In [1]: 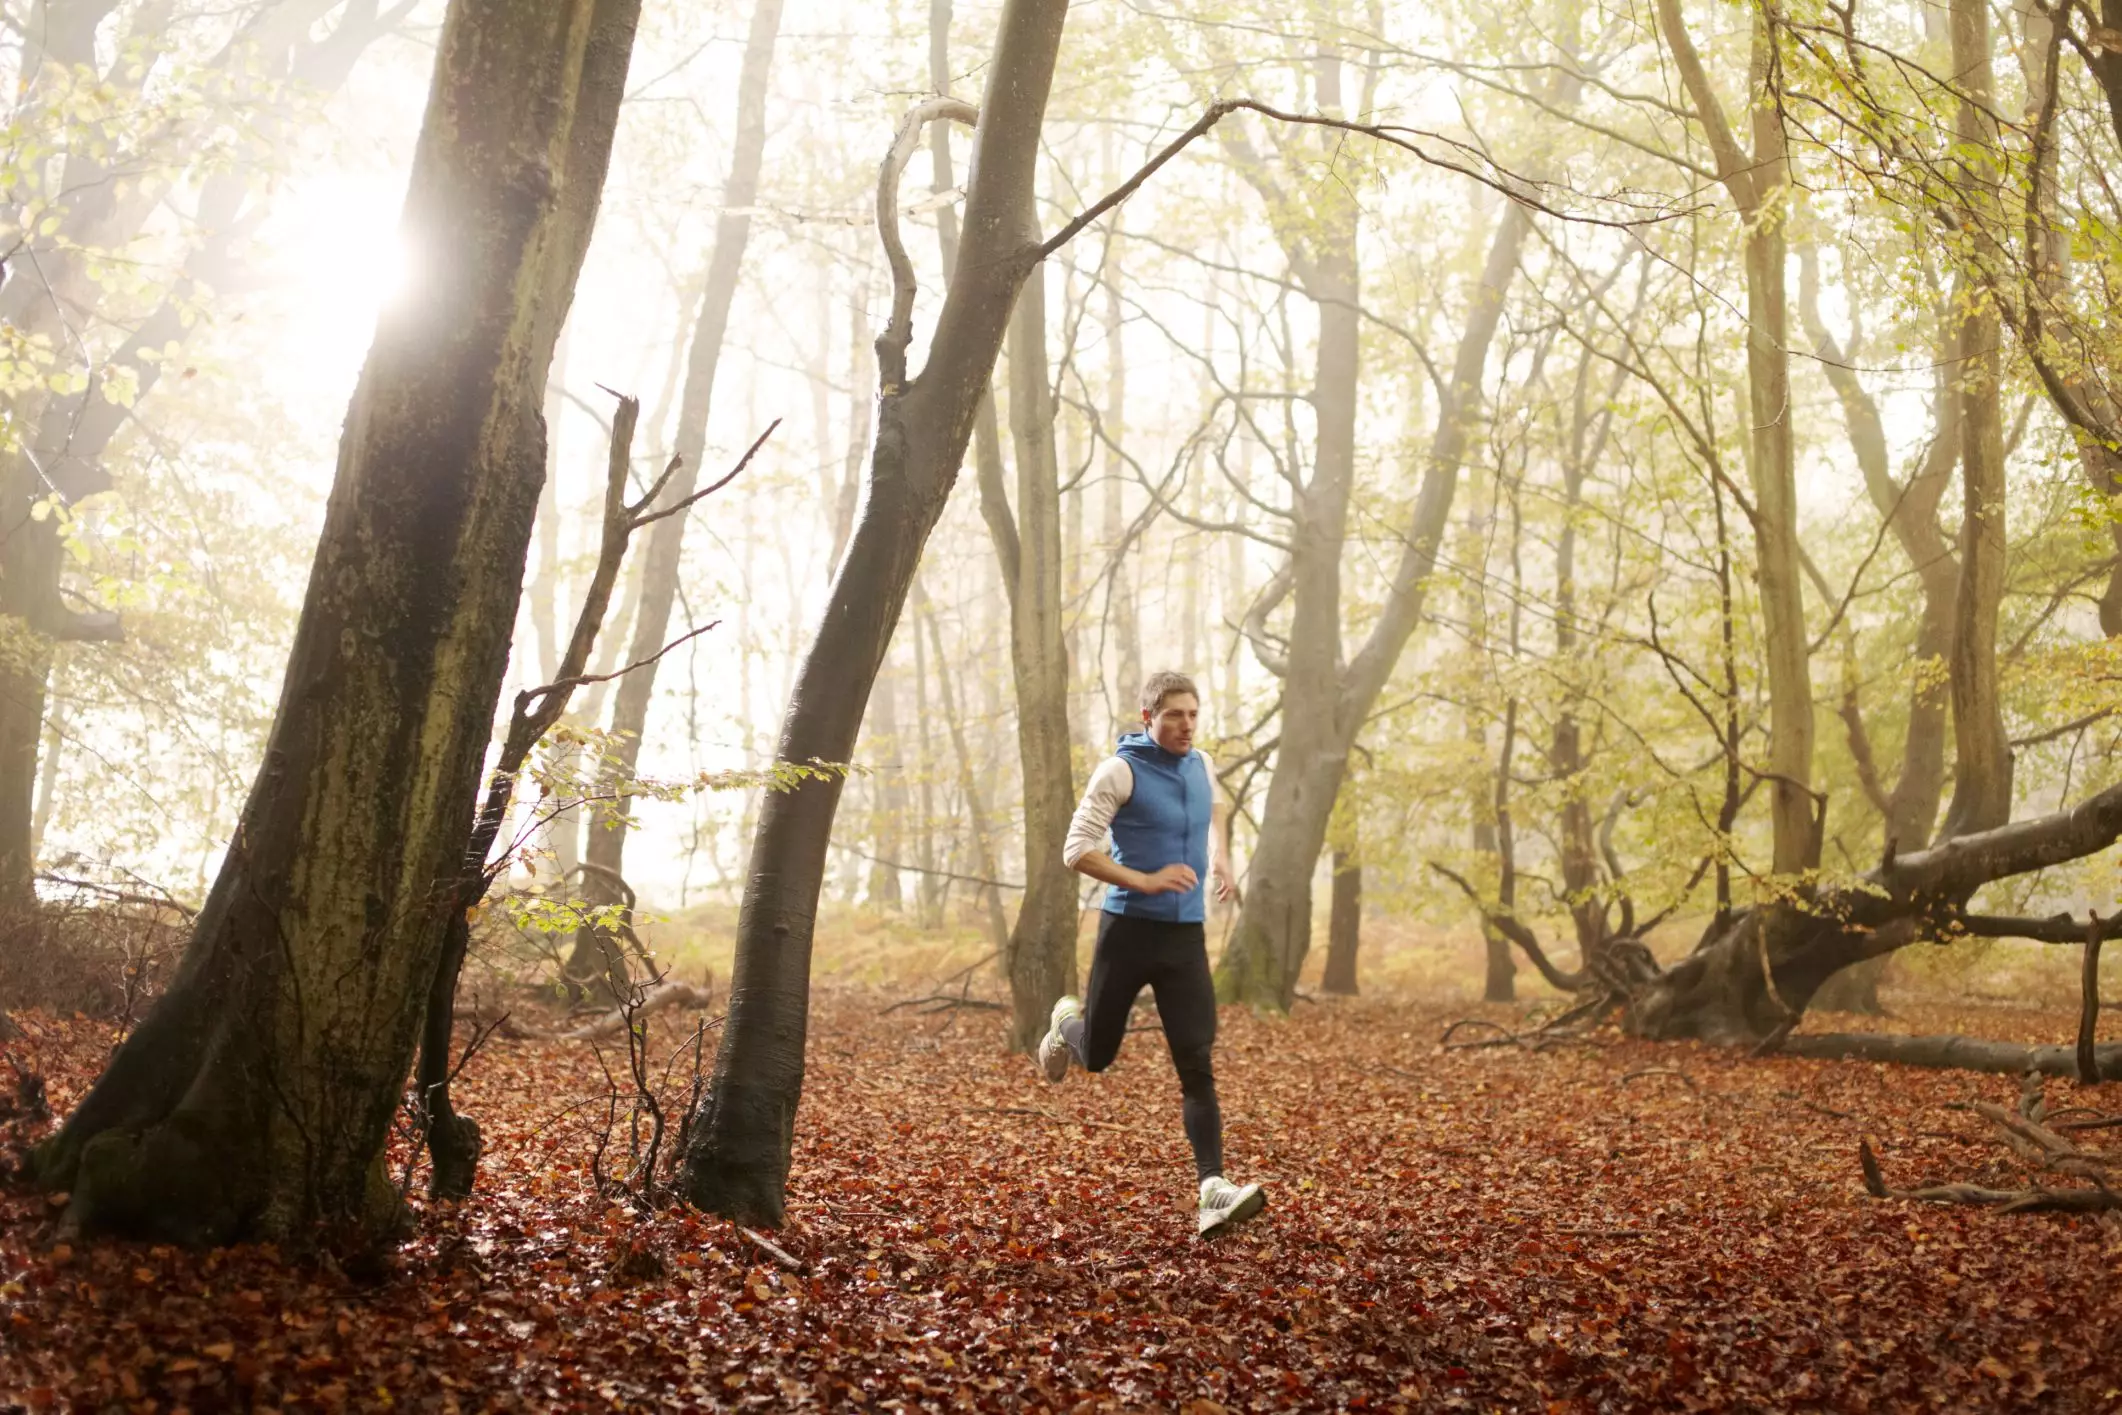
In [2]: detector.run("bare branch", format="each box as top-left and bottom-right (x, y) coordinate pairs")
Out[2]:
(877, 97), (980, 390)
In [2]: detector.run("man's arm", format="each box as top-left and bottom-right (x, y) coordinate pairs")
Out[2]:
(1063, 758), (1198, 896)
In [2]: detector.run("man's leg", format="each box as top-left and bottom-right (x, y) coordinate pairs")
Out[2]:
(1064, 911), (1148, 1072)
(1148, 923), (1223, 1181)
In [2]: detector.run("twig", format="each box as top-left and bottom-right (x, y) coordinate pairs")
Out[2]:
(740, 1227), (806, 1273)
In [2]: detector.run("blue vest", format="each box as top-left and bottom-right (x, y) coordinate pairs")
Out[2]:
(1102, 731), (1211, 923)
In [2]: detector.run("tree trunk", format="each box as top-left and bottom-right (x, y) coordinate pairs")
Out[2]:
(1656, 0), (1815, 875)
(1939, 0), (2012, 841)
(563, 0), (783, 994)
(912, 605), (947, 929)
(29, 0), (639, 1247)
(1100, 213), (1140, 728)
(998, 265), (1082, 1049)
(865, 660), (904, 912)
(680, 0), (1071, 1226)
(1321, 848), (1360, 996)
(1631, 779), (2122, 1043)
(1219, 198), (1532, 1007)
(930, 0), (1076, 1047)
(918, 595), (1010, 956)
(1797, 239), (1959, 856)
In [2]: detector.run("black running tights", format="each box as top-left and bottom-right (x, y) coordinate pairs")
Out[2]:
(1059, 912), (1223, 1181)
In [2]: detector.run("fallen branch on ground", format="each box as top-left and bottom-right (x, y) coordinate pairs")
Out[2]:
(1857, 1079), (2121, 1217)
(1780, 1032), (2122, 1078)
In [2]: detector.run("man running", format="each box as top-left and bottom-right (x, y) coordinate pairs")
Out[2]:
(1038, 670), (1266, 1238)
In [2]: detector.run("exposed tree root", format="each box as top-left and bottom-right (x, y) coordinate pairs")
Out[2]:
(1858, 1079), (2119, 1217)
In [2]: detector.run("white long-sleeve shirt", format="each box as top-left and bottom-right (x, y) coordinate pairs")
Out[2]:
(1062, 750), (1224, 869)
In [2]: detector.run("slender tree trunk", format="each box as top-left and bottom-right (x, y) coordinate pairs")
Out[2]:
(1940, 0), (2012, 840)
(681, 0), (1072, 1225)
(866, 660), (905, 912)
(913, 605), (946, 928)
(30, 0), (639, 1247)
(30, 657), (65, 857)
(1798, 240), (1959, 856)
(563, 0), (784, 994)
(1100, 217), (1140, 726)
(998, 264), (1081, 1048)
(930, 0), (1075, 1044)
(919, 596), (1010, 955)
(1321, 846), (1360, 996)
(1657, 0), (1814, 874)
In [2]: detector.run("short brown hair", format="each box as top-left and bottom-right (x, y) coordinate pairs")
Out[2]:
(1140, 670), (1199, 715)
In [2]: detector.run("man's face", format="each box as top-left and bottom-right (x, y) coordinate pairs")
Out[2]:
(1144, 692), (1199, 754)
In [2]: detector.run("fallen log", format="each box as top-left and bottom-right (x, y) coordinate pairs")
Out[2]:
(1778, 1032), (2122, 1079)
(456, 980), (718, 1043)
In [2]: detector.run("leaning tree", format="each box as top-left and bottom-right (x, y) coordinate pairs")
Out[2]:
(679, 0), (1078, 1227)
(30, 0), (640, 1247)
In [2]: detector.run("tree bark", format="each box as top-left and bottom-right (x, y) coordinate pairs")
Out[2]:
(1321, 847), (1360, 996)
(680, 0), (1072, 1226)
(931, 0), (1077, 1047)
(1939, 0), (2012, 840)
(30, 0), (639, 1247)
(563, 0), (784, 995)
(1631, 779), (2122, 1044)
(998, 266), (1082, 1048)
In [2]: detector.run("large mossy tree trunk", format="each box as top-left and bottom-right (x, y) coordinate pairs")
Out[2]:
(29, 0), (639, 1248)
(679, 0), (1073, 1227)
(1628, 781), (2122, 1045)
(564, 0), (784, 999)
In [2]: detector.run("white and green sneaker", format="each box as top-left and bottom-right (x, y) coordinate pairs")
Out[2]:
(1037, 995), (1082, 1083)
(1196, 1176), (1266, 1238)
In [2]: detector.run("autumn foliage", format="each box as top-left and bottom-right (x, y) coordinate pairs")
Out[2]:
(3, 987), (2119, 1410)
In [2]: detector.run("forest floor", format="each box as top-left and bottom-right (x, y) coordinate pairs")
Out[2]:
(3, 985), (2121, 1413)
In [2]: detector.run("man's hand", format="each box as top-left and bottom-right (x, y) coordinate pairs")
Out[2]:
(1136, 863), (1199, 895)
(1210, 857), (1237, 903)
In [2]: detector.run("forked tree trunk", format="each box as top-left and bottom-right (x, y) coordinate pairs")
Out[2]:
(563, 0), (783, 997)
(1219, 198), (1532, 1007)
(681, 0), (1072, 1226)
(29, 0), (638, 1247)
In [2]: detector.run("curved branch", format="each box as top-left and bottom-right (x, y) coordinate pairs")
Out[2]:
(876, 96), (980, 391)
(1241, 560), (1295, 679)
(1428, 861), (1587, 992)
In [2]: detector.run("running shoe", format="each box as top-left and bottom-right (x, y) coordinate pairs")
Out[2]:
(1196, 1176), (1266, 1238)
(1037, 995), (1082, 1082)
